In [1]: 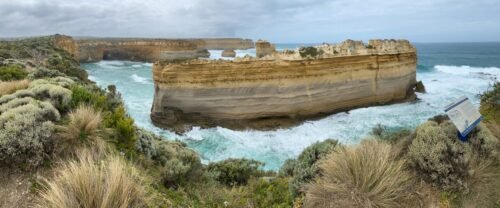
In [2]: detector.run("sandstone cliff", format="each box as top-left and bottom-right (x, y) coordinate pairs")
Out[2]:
(53, 37), (254, 63)
(151, 39), (419, 132)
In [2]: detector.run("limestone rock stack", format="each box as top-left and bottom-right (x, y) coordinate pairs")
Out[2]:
(151, 39), (419, 132)
(256, 40), (275, 58)
(221, 49), (236, 57)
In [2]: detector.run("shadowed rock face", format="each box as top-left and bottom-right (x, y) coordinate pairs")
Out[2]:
(151, 39), (419, 133)
(53, 36), (254, 63)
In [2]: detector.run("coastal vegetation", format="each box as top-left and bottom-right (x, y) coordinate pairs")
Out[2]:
(0, 36), (498, 207)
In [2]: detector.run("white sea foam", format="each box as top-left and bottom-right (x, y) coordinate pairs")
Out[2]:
(130, 74), (151, 84)
(82, 60), (500, 170)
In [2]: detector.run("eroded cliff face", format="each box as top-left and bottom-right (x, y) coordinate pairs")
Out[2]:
(151, 39), (419, 132)
(75, 38), (253, 63)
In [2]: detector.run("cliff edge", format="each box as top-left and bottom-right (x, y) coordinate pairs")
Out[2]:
(151, 39), (419, 133)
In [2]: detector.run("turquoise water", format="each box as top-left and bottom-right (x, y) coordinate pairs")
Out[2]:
(82, 43), (500, 170)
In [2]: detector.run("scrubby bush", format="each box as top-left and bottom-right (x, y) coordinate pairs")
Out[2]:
(58, 105), (102, 148)
(0, 64), (27, 81)
(407, 120), (498, 192)
(279, 139), (340, 197)
(248, 177), (293, 208)
(371, 124), (412, 143)
(36, 150), (145, 208)
(298, 47), (323, 58)
(135, 128), (202, 188)
(69, 85), (108, 110)
(304, 140), (415, 208)
(0, 79), (30, 96)
(0, 99), (60, 168)
(104, 106), (136, 156)
(29, 81), (72, 110)
(480, 82), (500, 123)
(27, 67), (66, 79)
(207, 158), (263, 186)
(46, 54), (87, 80)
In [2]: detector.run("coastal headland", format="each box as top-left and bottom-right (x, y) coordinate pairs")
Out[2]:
(151, 39), (420, 132)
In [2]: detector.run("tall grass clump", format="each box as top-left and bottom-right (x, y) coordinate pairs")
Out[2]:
(0, 79), (30, 96)
(36, 149), (145, 208)
(58, 105), (102, 149)
(304, 140), (415, 208)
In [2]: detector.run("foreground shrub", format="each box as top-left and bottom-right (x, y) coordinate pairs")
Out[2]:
(0, 64), (27, 81)
(58, 105), (102, 148)
(135, 128), (202, 188)
(304, 140), (415, 208)
(280, 139), (340, 197)
(480, 82), (500, 123)
(104, 106), (136, 156)
(29, 81), (72, 110)
(407, 121), (498, 192)
(0, 79), (30, 96)
(0, 99), (60, 168)
(36, 150), (145, 208)
(207, 158), (263, 186)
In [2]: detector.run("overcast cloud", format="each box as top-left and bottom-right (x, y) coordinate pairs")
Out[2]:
(0, 0), (499, 42)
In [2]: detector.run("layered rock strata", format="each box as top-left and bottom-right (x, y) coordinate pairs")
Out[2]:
(151, 39), (419, 132)
(256, 40), (275, 58)
(54, 36), (254, 63)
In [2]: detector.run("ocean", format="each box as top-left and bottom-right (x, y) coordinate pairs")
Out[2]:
(81, 43), (500, 170)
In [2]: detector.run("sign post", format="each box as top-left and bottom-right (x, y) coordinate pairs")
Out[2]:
(444, 96), (483, 141)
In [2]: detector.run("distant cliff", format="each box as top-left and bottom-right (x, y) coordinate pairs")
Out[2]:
(151, 39), (419, 132)
(53, 36), (254, 63)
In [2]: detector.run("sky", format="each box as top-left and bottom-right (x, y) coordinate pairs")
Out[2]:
(0, 0), (499, 43)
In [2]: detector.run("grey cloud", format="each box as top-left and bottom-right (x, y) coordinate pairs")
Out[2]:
(0, 0), (499, 42)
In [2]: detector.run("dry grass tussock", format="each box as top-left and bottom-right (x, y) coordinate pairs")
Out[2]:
(0, 79), (30, 96)
(58, 105), (102, 150)
(304, 140), (416, 208)
(36, 148), (145, 208)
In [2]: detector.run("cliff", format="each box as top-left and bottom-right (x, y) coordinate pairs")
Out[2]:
(151, 39), (419, 132)
(55, 36), (254, 63)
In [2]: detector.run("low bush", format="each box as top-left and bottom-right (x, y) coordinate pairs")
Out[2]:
(207, 158), (263, 186)
(135, 128), (202, 188)
(480, 82), (500, 123)
(371, 124), (412, 143)
(29, 81), (72, 110)
(304, 140), (415, 208)
(298, 47), (321, 58)
(248, 177), (293, 208)
(407, 120), (498, 192)
(0, 79), (30, 96)
(36, 149), (145, 208)
(58, 105), (102, 149)
(103, 106), (137, 156)
(27, 67), (66, 79)
(279, 139), (340, 197)
(0, 99), (60, 168)
(0, 64), (27, 81)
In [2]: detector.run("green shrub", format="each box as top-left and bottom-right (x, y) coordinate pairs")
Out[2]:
(304, 140), (415, 208)
(0, 64), (27, 81)
(279, 139), (340, 197)
(298, 47), (322, 58)
(29, 81), (72, 110)
(371, 124), (412, 143)
(248, 177), (293, 208)
(103, 106), (136, 156)
(69, 85), (107, 110)
(0, 99), (60, 168)
(207, 158), (263, 186)
(135, 128), (202, 188)
(27, 67), (66, 79)
(480, 82), (500, 123)
(407, 121), (498, 192)
(46, 54), (87, 80)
